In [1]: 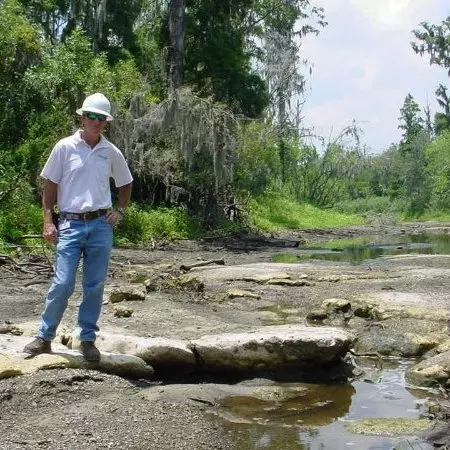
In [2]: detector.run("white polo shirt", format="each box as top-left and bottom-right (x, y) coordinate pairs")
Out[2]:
(41, 130), (133, 213)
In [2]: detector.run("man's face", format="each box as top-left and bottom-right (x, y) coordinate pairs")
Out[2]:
(82, 111), (107, 134)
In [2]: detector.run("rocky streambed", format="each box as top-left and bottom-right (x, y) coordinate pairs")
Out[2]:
(1, 222), (450, 449)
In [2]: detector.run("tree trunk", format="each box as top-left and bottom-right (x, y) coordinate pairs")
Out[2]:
(168, 0), (186, 92)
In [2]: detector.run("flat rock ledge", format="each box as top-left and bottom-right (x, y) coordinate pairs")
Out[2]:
(0, 336), (154, 380)
(1, 325), (353, 381)
(95, 325), (353, 380)
(189, 325), (351, 374)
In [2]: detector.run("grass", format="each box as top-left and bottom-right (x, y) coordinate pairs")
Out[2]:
(308, 237), (373, 249)
(410, 211), (450, 222)
(115, 204), (202, 245)
(249, 194), (365, 231)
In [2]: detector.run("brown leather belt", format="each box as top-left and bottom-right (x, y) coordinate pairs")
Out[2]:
(61, 209), (108, 221)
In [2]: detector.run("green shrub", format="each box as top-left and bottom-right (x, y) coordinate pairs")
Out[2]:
(115, 204), (201, 245)
(333, 196), (403, 215)
(248, 193), (364, 231)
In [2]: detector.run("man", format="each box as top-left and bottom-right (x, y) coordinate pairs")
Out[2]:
(23, 93), (133, 362)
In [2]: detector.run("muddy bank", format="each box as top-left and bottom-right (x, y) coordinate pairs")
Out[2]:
(1, 221), (450, 449)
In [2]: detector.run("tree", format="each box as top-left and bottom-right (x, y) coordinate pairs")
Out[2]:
(412, 16), (450, 75)
(18, 0), (142, 63)
(434, 84), (450, 135)
(425, 130), (450, 210)
(0, 0), (42, 147)
(257, 1), (326, 132)
(168, 0), (186, 91)
(398, 94), (424, 154)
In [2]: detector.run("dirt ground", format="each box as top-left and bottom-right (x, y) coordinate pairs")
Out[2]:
(1, 221), (450, 449)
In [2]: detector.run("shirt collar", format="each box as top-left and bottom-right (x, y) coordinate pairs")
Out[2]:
(74, 129), (109, 149)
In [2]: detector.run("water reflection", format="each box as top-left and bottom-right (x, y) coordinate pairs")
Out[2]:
(215, 360), (436, 449)
(271, 234), (450, 265)
(219, 383), (355, 427)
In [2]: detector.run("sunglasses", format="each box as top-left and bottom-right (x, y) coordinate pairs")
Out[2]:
(85, 112), (107, 121)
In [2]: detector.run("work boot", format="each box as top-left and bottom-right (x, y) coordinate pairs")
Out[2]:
(80, 341), (101, 362)
(23, 337), (51, 356)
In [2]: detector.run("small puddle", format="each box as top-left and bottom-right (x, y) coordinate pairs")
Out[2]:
(214, 359), (437, 449)
(272, 234), (450, 265)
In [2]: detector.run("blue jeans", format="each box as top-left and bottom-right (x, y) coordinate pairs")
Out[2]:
(38, 216), (113, 342)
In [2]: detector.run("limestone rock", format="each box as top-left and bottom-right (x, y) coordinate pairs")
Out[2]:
(405, 349), (450, 387)
(95, 333), (196, 374)
(242, 273), (291, 283)
(109, 285), (146, 303)
(189, 325), (352, 373)
(226, 289), (261, 299)
(0, 335), (154, 380)
(322, 298), (352, 313)
(113, 305), (133, 318)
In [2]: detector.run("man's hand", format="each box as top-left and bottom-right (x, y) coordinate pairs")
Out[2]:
(43, 221), (57, 243)
(106, 210), (123, 227)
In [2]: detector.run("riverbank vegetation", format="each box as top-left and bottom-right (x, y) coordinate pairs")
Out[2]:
(0, 1), (449, 250)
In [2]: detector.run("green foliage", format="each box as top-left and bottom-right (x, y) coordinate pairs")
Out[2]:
(0, 157), (42, 244)
(235, 122), (281, 195)
(182, 0), (269, 117)
(401, 130), (431, 216)
(412, 16), (450, 75)
(18, 0), (142, 63)
(309, 237), (373, 249)
(24, 30), (114, 113)
(398, 93), (425, 153)
(334, 196), (403, 216)
(425, 130), (450, 211)
(16, 100), (74, 187)
(248, 193), (364, 231)
(112, 57), (146, 114)
(115, 204), (201, 245)
(434, 84), (450, 135)
(0, 0), (42, 146)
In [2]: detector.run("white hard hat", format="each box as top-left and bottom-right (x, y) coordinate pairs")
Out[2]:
(76, 93), (114, 121)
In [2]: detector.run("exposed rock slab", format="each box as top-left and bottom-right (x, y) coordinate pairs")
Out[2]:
(0, 335), (153, 380)
(95, 333), (196, 374)
(189, 325), (352, 375)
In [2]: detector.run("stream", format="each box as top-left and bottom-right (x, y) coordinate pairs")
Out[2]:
(210, 234), (450, 449)
(212, 359), (437, 449)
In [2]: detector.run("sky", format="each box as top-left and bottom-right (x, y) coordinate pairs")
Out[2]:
(300, 0), (450, 154)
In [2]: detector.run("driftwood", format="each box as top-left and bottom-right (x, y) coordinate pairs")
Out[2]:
(0, 252), (53, 279)
(180, 259), (225, 272)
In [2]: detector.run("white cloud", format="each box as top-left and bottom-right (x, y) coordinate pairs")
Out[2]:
(351, 0), (416, 29)
(300, 0), (449, 153)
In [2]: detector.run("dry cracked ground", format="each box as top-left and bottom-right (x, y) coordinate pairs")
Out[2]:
(1, 221), (450, 449)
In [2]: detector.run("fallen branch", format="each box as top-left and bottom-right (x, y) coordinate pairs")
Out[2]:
(180, 259), (225, 272)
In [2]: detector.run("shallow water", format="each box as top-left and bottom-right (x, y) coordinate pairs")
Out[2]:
(272, 234), (450, 265)
(215, 359), (437, 449)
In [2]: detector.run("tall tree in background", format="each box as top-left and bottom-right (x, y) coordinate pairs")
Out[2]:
(168, 0), (186, 91)
(412, 16), (450, 75)
(434, 84), (450, 135)
(18, 0), (142, 62)
(0, 0), (41, 147)
(257, 1), (326, 132)
(397, 94), (430, 214)
(412, 16), (450, 135)
(398, 94), (424, 154)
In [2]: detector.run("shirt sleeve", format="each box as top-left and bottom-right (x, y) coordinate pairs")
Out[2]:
(40, 143), (64, 183)
(110, 146), (133, 187)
